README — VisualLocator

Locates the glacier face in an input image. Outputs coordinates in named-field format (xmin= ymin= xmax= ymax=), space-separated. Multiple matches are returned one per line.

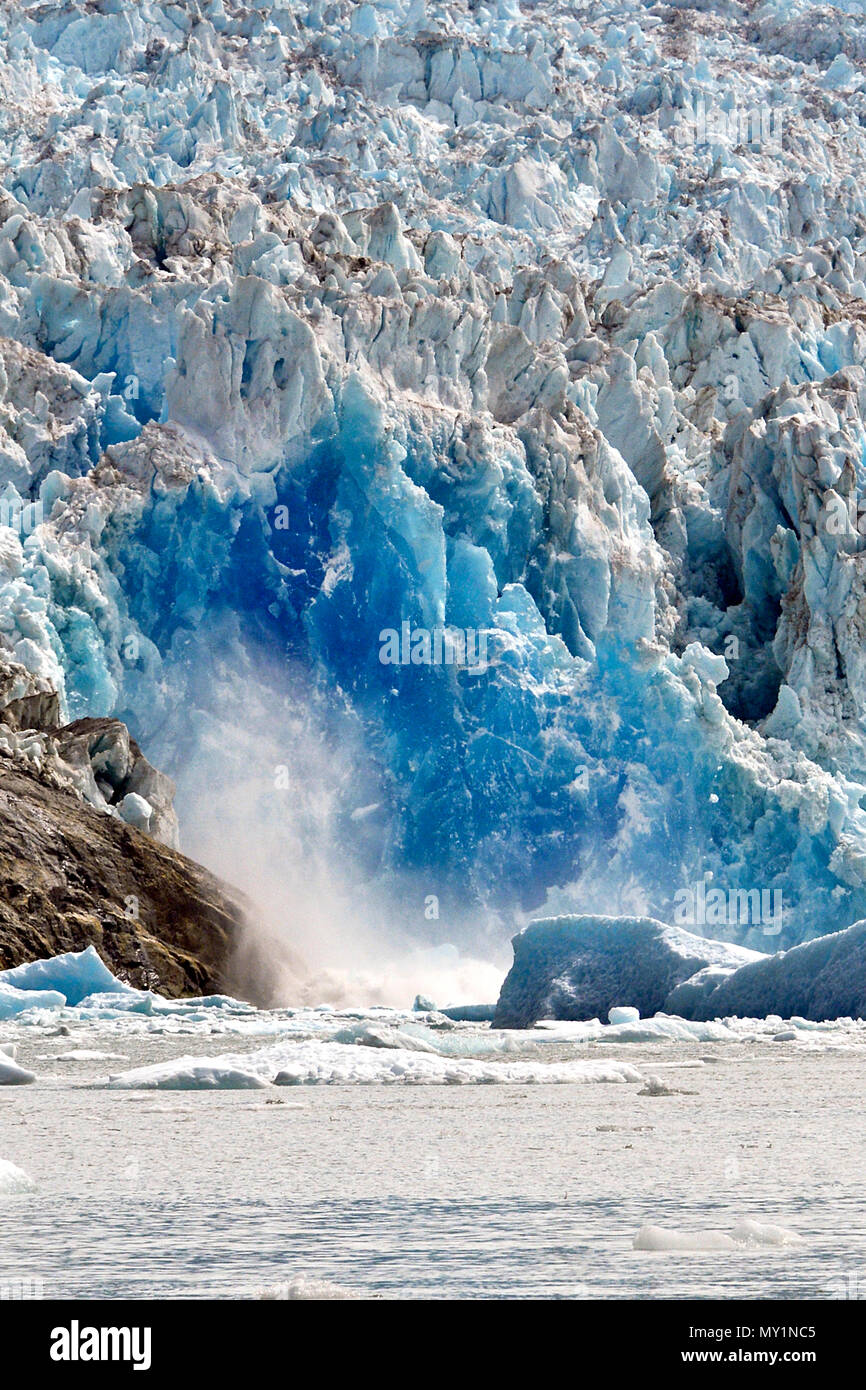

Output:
xmin=3 ymin=0 xmax=866 ymax=949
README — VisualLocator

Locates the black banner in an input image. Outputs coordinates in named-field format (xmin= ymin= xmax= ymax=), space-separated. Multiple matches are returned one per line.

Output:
xmin=0 ymin=1298 xmax=857 ymax=1376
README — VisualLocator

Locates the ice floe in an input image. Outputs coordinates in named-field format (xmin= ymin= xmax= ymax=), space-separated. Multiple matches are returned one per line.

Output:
xmin=634 ymin=1219 xmax=802 ymax=1252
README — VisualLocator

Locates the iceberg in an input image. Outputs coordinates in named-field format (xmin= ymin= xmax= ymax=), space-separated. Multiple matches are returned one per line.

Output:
xmin=103 ymin=1039 xmax=645 ymax=1089
xmin=104 ymin=1058 xmax=272 ymax=1091
xmin=0 ymin=1052 xmax=36 ymax=1085
xmin=671 ymin=919 xmax=866 ymax=1022
xmin=492 ymin=915 xmax=763 ymax=1027
xmin=0 ymin=945 xmax=137 ymax=1008
xmin=633 ymin=1220 xmax=801 ymax=1253
xmin=0 ymin=980 xmax=66 ymax=1019
xmin=0 ymin=1158 xmax=36 ymax=1191
xmin=257 ymin=1275 xmax=364 ymax=1301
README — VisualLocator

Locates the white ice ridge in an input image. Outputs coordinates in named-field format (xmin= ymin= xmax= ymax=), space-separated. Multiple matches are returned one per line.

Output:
xmin=102 ymin=1041 xmax=645 ymax=1089
xmin=0 ymin=1051 xmax=35 ymax=1084
xmin=0 ymin=1158 xmax=36 ymax=1192
xmin=634 ymin=1219 xmax=802 ymax=1252
xmin=3 ymin=1 xmax=866 ymax=940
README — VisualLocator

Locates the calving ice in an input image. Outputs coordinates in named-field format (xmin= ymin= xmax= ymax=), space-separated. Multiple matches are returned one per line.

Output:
xmin=673 ymin=883 xmax=784 ymax=935
xmin=50 ymin=1321 xmax=152 ymax=1372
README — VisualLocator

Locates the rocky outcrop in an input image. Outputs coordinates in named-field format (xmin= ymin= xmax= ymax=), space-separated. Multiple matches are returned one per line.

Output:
xmin=492 ymin=914 xmax=762 ymax=1028
xmin=0 ymin=646 xmax=178 ymax=846
xmin=0 ymin=644 xmax=252 ymax=997
xmin=0 ymin=753 xmax=248 ymax=997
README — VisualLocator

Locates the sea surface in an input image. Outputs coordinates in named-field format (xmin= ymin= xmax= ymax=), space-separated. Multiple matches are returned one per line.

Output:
xmin=1 ymin=1016 xmax=864 ymax=1300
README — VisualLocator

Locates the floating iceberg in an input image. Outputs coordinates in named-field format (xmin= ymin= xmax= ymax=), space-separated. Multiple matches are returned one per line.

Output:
xmin=0 ymin=946 xmax=136 ymax=1008
xmin=0 ymin=1158 xmax=36 ymax=1192
xmin=493 ymin=915 xmax=762 ymax=1027
xmin=634 ymin=1220 xmax=801 ymax=1253
xmin=104 ymin=1039 xmax=645 ymax=1089
xmin=672 ymin=919 xmax=866 ymax=1022
xmin=0 ymin=979 xmax=66 ymax=1020
xmin=257 ymin=1275 xmax=364 ymax=1301
xmin=105 ymin=1058 xmax=272 ymax=1091
xmin=0 ymin=1052 xmax=36 ymax=1085
xmin=608 ymin=1006 xmax=640 ymax=1026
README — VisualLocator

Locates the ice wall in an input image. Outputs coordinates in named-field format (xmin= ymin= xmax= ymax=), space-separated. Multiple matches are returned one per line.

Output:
xmin=1 ymin=1 xmax=866 ymax=950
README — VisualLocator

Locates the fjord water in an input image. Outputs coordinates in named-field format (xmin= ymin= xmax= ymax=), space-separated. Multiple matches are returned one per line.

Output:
xmin=1 ymin=1025 xmax=863 ymax=1300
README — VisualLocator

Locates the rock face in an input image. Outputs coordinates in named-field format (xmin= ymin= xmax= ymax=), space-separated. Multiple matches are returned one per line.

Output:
xmin=492 ymin=914 xmax=762 ymax=1028
xmin=0 ymin=646 xmax=179 ymax=847
xmin=0 ymin=644 xmax=250 ymax=998
xmin=53 ymin=717 xmax=179 ymax=847
xmin=670 ymin=921 xmax=866 ymax=1022
xmin=0 ymin=754 xmax=249 ymax=998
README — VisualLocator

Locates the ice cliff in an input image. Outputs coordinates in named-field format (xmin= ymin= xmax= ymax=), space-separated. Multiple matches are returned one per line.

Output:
xmin=3 ymin=0 xmax=866 ymax=954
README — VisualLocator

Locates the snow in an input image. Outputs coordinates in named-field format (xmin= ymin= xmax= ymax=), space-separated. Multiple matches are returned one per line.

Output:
xmin=608 ymin=1007 xmax=640 ymax=1025
xmin=2 ymin=0 xmax=866 ymax=951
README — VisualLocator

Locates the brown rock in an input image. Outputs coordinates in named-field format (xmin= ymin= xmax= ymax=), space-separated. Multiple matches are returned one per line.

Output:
xmin=0 ymin=752 xmax=250 ymax=998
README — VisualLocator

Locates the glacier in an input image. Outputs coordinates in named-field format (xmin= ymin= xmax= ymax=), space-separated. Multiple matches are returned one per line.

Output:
xmin=3 ymin=0 xmax=866 ymax=971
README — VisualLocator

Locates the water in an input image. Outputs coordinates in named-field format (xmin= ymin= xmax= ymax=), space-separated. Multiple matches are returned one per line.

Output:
xmin=1 ymin=1027 xmax=864 ymax=1298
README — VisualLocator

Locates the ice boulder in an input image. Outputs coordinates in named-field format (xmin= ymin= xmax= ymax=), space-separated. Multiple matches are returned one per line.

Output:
xmin=0 ymin=1158 xmax=36 ymax=1190
xmin=493 ymin=915 xmax=763 ymax=1028
xmin=0 ymin=980 xmax=66 ymax=1019
xmin=0 ymin=1054 xmax=36 ymax=1085
xmin=670 ymin=920 xmax=866 ymax=1022
xmin=608 ymin=1006 xmax=640 ymax=1025
xmin=117 ymin=792 xmax=153 ymax=832
xmin=0 ymin=946 xmax=136 ymax=1008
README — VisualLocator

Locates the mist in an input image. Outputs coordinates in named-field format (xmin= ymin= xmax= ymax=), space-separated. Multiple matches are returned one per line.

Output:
xmin=144 ymin=627 xmax=508 ymax=1010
